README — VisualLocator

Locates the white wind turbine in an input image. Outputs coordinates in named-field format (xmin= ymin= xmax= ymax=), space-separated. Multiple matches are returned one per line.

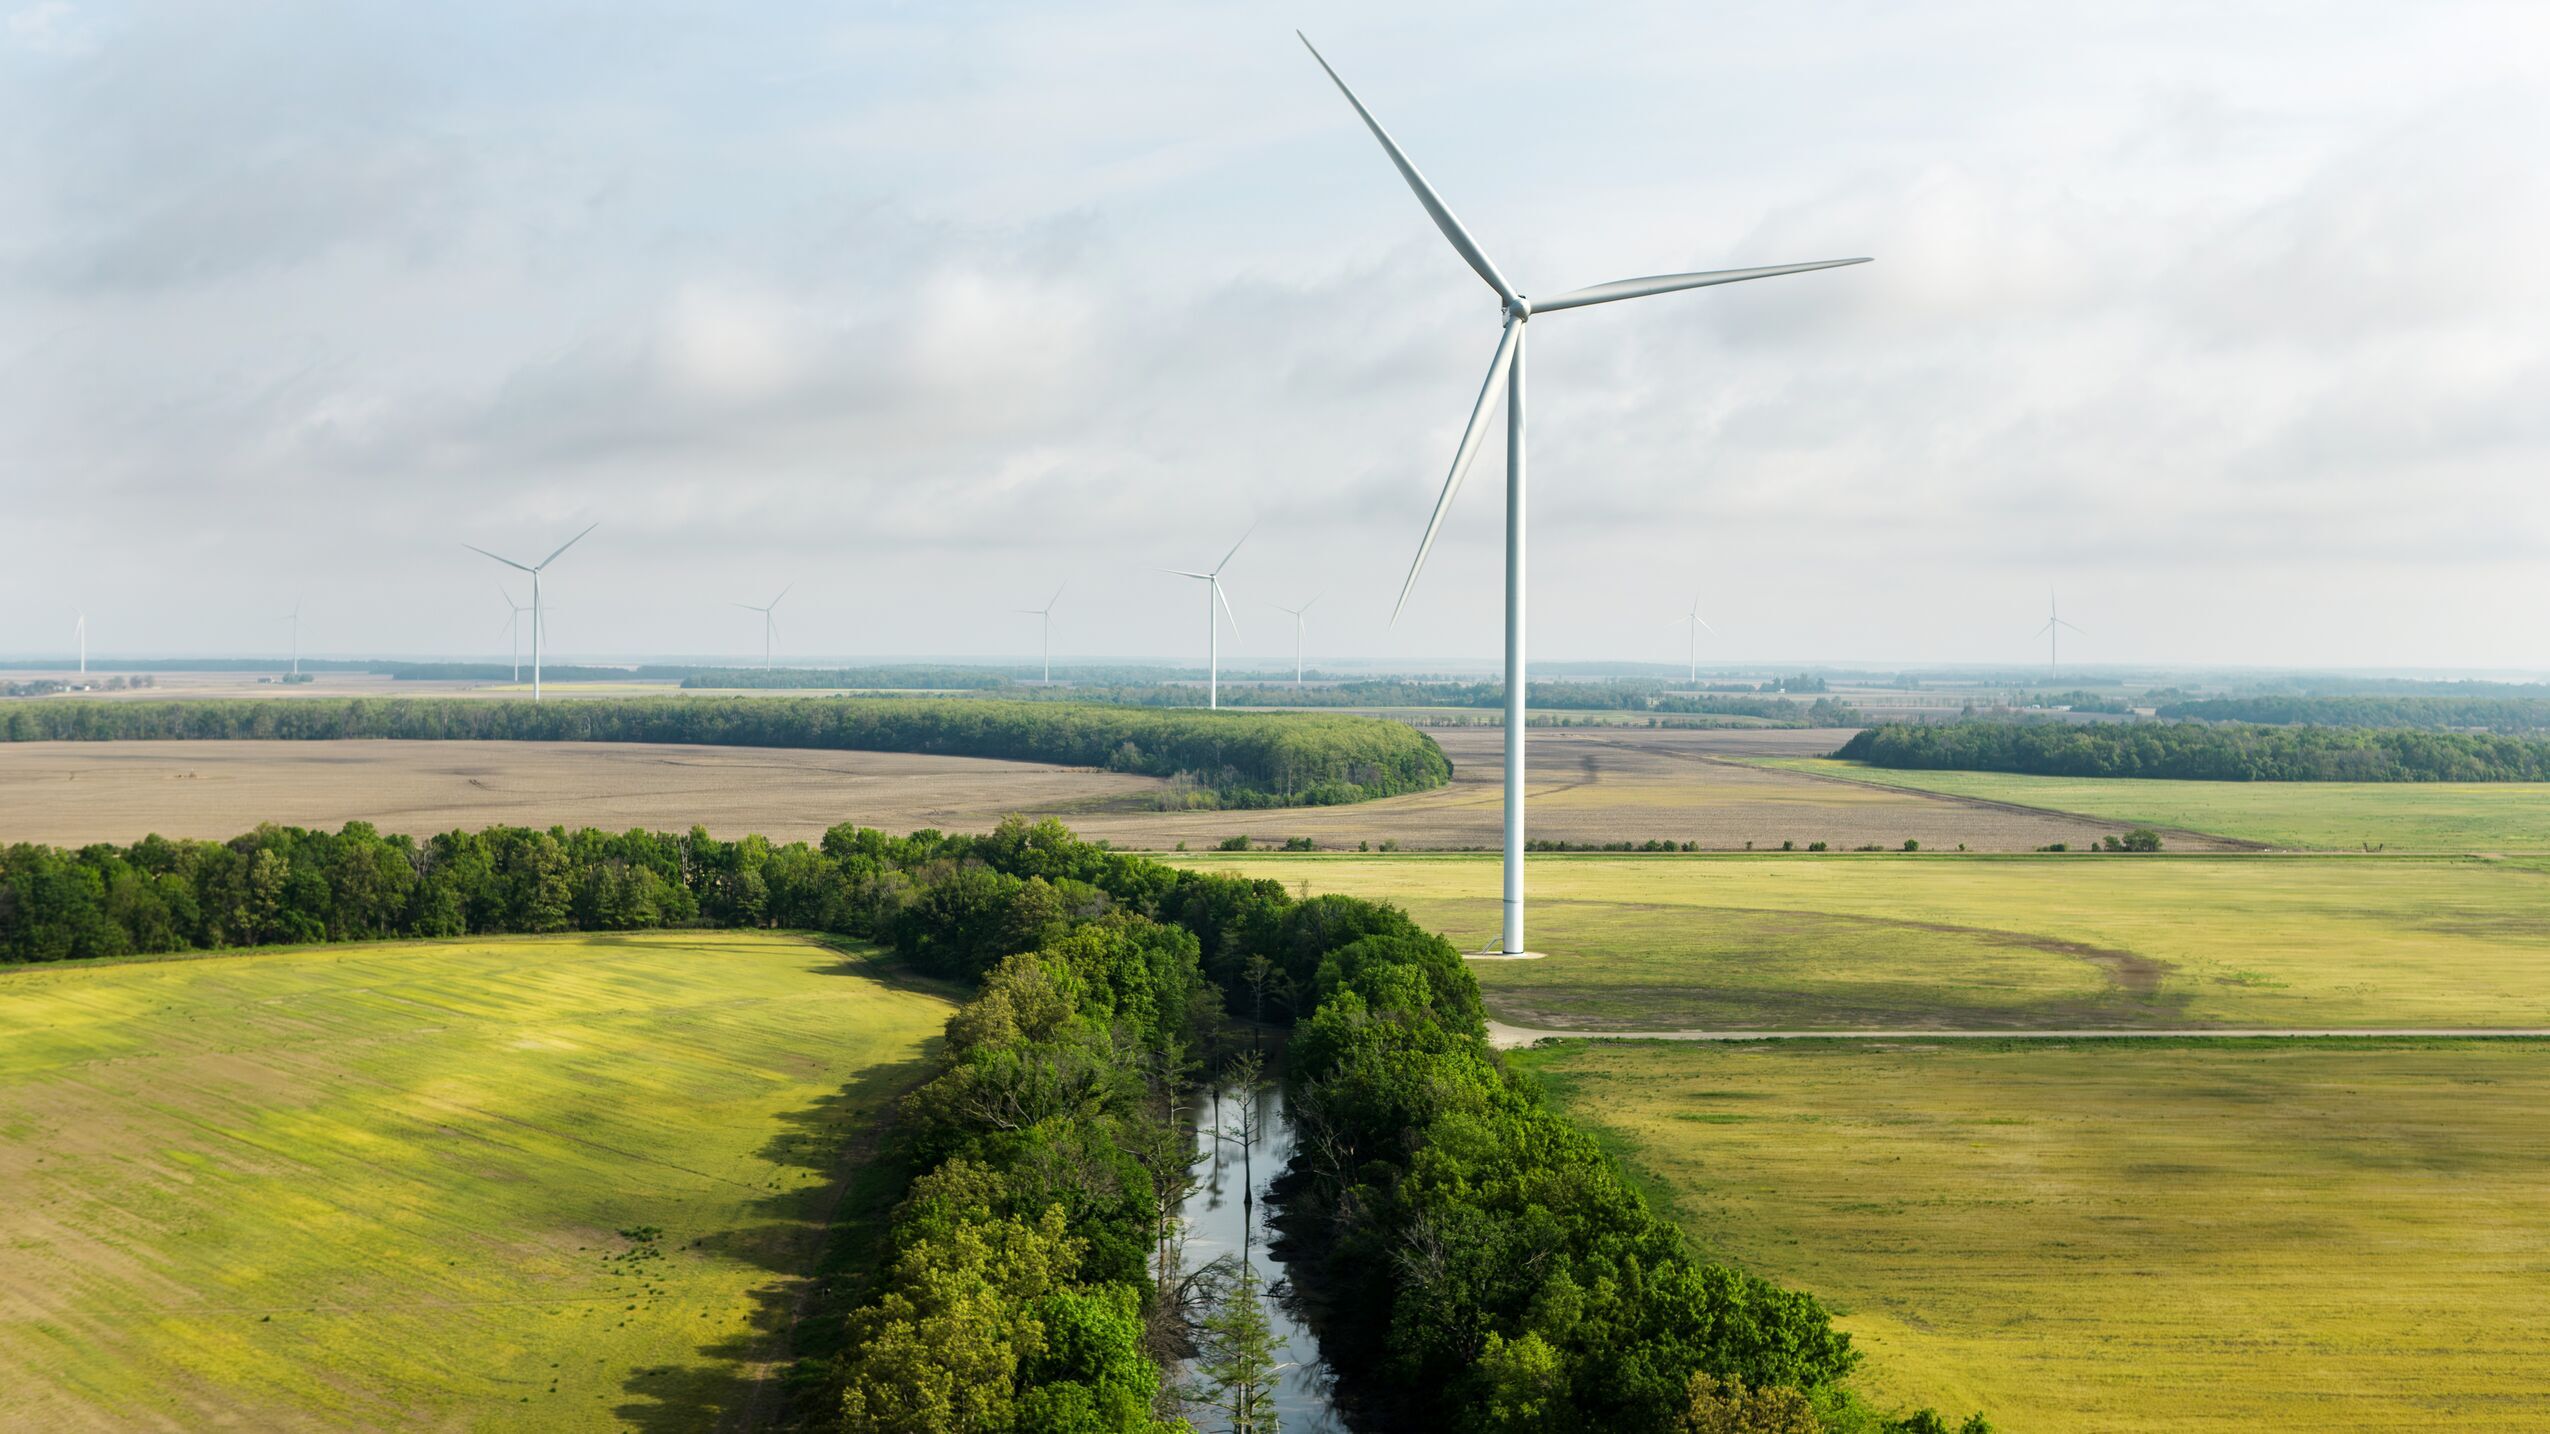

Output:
xmin=1303 ymin=33 xmax=1868 ymax=955
xmin=1269 ymin=594 xmax=1321 ymax=687
xmin=1672 ymin=596 xmax=1717 ymax=686
xmin=1012 ymin=583 xmax=1066 ymax=684
xmin=1161 ymin=524 xmax=1252 ymax=709
xmin=73 ymin=610 xmax=86 ymax=678
xmin=464 ymin=522 xmax=596 ymax=702
xmin=731 ymin=583 xmax=792 ymax=667
xmin=498 ymin=587 xmax=533 ymax=682
xmin=2035 ymin=592 xmax=2083 ymax=677
xmin=282 ymin=598 xmax=302 ymax=677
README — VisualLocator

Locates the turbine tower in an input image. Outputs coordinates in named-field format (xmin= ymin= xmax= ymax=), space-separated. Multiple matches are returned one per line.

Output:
xmin=282 ymin=599 xmax=302 ymax=678
xmin=1162 ymin=524 xmax=1252 ymax=709
xmin=464 ymin=523 xmax=596 ymax=702
xmin=731 ymin=583 xmax=792 ymax=667
xmin=1269 ymin=595 xmax=1320 ymax=687
xmin=499 ymin=587 xmax=531 ymax=683
xmin=2035 ymin=592 xmax=2083 ymax=677
xmin=73 ymin=611 xmax=86 ymax=678
xmin=1673 ymin=597 xmax=1717 ymax=686
xmin=1011 ymin=583 xmax=1066 ymax=684
xmin=1304 ymin=33 xmax=1867 ymax=955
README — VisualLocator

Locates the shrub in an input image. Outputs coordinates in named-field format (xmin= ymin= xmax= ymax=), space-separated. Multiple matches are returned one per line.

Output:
xmin=1218 ymin=835 xmax=1253 ymax=852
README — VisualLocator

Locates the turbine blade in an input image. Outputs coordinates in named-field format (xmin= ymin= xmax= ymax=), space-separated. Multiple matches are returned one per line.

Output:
xmin=1215 ymin=579 xmax=1240 ymax=638
xmin=770 ymin=583 xmax=793 ymax=608
xmin=1214 ymin=520 xmax=1257 ymax=576
xmin=537 ymin=521 xmax=598 ymax=570
xmin=464 ymin=543 xmax=534 ymax=573
xmin=1161 ymin=568 xmax=1212 ymax=581
xmin=1531 ymin=257 xmax=1871 ymax=314
xmin=1046 ymin=581 xmax=1066 ymax=611
xmin=1696 ymin=615 xmax=1717 ymax=634
xmin=1297 ymin=33 xmax=1518 ymax=307
xmin=1392 ymin=316 xmax=1520 ymax=623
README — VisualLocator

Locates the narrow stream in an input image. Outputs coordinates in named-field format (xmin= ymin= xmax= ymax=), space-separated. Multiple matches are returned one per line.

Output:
xmin=1181 ymin=1079 xmax=1347 ymax=1432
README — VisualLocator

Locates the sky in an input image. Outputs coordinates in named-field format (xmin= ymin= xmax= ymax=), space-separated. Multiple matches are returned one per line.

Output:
xmin=2 ymin=0 xmax=2546 ymax=673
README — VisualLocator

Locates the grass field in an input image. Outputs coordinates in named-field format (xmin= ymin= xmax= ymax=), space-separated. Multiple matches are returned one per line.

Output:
xmin=1766 ymin=757 xmax=2550 ymax=852
xmin=1182 ymin=852 xmax=2550 ymax=1030
xmin=1516 ymin=1038 xmax=2550 ymax=1432
xmin=0 ymin=930 xmax=952 ymax=1431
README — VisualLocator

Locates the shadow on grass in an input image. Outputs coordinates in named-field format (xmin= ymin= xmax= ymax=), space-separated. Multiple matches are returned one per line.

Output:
xmin=614 ymin=948 xmax=945 ymax=1433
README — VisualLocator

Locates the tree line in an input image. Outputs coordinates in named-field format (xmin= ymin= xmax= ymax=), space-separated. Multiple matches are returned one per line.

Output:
xmin=2156 ymin=694 xmax=2550 ymax=735
xmin=1837 ymin=719 xmax=2550 ymax=781
xmin=0 ymin=697 xmax=1451 ymax=809
xmin=0 ymin=815 xmax=1986 ymax=1431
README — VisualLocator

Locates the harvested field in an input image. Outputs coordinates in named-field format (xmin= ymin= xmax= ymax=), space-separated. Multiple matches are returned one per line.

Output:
xmin=0 ymin=739 xmax=1165 ymax=846
xmin=0 ymin=727 xmax=2232 ymax=853
xmin=1519 ymin=1038 xmax=2550 ymax=1432
xmin=0 ymin=930 xmax=953 ymax=1431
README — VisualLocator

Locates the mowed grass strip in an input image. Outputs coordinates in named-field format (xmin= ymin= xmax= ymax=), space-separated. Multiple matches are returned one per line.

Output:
xmin=1179 ymin=853 xmax=2550 ymax=1030
xmin=0 ymin=931 xmax=951 ymax=1432
xmin=1764 ymin=757 xmax=2550 ymax=852
xmin=1515 ymin=1039 xmax=2550 ymax=1433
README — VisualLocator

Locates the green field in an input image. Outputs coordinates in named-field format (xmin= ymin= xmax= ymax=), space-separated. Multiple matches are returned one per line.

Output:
xmin=1516 ymin=1038 xmax=2550 ymax=1432
xmin=0 ymin=931 xmax=952 ymax=1431
xmin=1766 ymin=757 xmax=2550 ymax=851
xmin=1181 ymin=852 xmax=2550 ymax=1030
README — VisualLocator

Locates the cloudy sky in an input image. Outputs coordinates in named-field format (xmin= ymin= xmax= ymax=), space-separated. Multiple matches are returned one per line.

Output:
xmin=3 ymin=1 xmax=2546 ymax=672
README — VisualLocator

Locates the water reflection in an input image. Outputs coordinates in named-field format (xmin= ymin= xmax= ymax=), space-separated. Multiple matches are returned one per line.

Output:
xmin=1181 ymin=1079 xmax=1346 ymax=1433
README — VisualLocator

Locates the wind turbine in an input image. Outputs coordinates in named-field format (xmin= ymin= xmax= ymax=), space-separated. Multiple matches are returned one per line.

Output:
xmin=1672 ymin=597 xmax=1717 ymax=686
xmin=1303 ymin=33 xmax=1868 ymax=955
xmin=498 ymin=587 xmax=532 ymax=682
xmin=1161 ymin=524 xmax=1252 ymax=708
xmin=1011 ymin=583 xmax=1066 ymax=684
xmin=1269 ymin=594 xmax=1320 ymax=687
xmin=73 ymin=611 xmax=86 ymax=678
xmin=731 ymin=583 xmax=792 ymax=667
xmin=464 ymin=522 xmax=595 ymax=702
xmin=282 ymin=599 xmax=302 ymax=677
xmin=2035 ymin=592 xmax=2083 ymax=677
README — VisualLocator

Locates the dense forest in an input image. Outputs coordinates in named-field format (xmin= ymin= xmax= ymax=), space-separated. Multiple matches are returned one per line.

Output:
xmin=0 ymin=817 xmax=1987 ymax=1432
xmin=0 ymin=698 xmax=1450 ymax=808
xmin=1837 ymin=719 xmax=2550 ymax=781
xmin=2156 ymin=694 xmax=2550 ymax=734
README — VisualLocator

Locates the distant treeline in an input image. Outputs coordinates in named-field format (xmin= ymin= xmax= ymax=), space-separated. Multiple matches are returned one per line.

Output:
xmin=1838 ymin=720 xmax=2550 ymax=782
xmin=2157 ymin=694 xmax=2550 ymax=735
xmin=0 ymin=816 xmax=1984 ymax=1432
xmin=692 ymin=673 xmax=1863 ymax=725
xmin=0 ymin=698 xmax=1450 ymax=808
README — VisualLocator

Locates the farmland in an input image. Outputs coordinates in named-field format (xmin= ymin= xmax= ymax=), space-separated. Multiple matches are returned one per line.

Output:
xmin=1770 ymin=757 xmax=2550 ymax=851
xmin=0 ymin=726 xmax=2252 ymax=854
xmin=1516 ymin=1038 xmax=2550 ymax=1432
xmin=1181 ymin=851 xmax=2550 ymax=1031
xmin=0 ymin=930 xmax=952 ymax=1431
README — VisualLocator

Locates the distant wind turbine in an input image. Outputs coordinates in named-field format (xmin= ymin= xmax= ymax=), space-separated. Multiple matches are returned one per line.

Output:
xmin=1161 ymin=523 xmax=1252 ymax=709
xmin=1011 ymin=583 xmax=1066 ymax=684
xmin=2035 ymin=592 xmax=2083 ymax=676
xmin=464 ymin=523 xmax=596 ymax=702
xmin=282 ymin=598 xmax=302 ymax=677
xmin=498 ymin=587 xmax=532 ymax=682
xmin=1269 ymin=594 xmax=1321 ymax=687
xmin=1671 ymin=597 xmax=1717 ymax=686
xmin=73 ymin=610 xmax=86 ymax=678
xmin=1303 ymin=32 xmax=1868 ymax=955
xmin=730 ymin=583 xmax=792 ymax=667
